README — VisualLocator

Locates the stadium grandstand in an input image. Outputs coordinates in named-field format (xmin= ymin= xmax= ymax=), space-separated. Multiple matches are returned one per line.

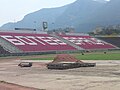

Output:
xmin=0 ymin=30 xmax=118 ymax=55
xmin=57 ymin=34 xmax=116 ymax=50
xmin=97 ymin=36 xmax=120 ymax=48
xmin=0 ymin=45 xmax=9 ymax=54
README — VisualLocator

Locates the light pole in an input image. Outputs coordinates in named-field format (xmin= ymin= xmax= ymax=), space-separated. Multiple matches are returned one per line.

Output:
xmin=33 ymin=21 xmax=37 ymax=30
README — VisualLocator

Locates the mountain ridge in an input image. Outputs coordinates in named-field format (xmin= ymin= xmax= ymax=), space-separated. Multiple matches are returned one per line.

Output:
xmin=1 ymin=0 xmax=120 ymax=32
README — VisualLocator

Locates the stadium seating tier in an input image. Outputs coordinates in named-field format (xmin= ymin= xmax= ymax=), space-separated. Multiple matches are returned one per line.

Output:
xmin=0 ymin=32 xmax=117 ymax=53
xmin=0 ymin=32 xmax=76 ymax=52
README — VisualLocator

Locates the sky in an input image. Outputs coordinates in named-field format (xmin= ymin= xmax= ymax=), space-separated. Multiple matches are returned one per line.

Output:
xmin=0 ymin=0 xmax=76 ymax=26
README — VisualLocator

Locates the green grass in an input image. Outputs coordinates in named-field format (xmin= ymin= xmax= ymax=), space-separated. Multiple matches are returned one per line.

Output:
xmin=25 ymin=52 xmax=120 ymax=60
xmin=1 ymin=51 xmax=120 ymax=61
xmin=76 ymin=53 xmax=120 ymax=60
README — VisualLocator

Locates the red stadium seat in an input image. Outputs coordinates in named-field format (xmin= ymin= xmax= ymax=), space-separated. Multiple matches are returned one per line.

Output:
xmin=0 ymin=32 xmax=76 ymax=52
xmin=0 ymin=32 xmax=116 ymax=53
xmin=59 ymin=35 xmax=116 ymax=49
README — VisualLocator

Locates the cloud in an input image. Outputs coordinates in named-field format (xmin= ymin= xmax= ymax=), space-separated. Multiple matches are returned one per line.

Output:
xmin=93 ymin=0 xmax=110 ymax=3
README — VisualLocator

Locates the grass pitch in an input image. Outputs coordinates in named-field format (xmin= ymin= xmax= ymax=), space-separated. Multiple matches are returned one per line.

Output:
xmin=24 ymin=51 xmax=120 ymax=60
xmin=0 ymin=51 xmax=120 ymax=60
xmin=76 ymin=53 xmax=120 ymax=60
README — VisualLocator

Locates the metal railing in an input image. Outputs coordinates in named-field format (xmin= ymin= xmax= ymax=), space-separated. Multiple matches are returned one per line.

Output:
xmin=0 ymin=38 xmax=23 ymax=53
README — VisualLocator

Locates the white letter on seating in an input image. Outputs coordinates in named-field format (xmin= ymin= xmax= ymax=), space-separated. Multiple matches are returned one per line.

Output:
xmin=15 ymin=36 xmax=37 ymax=45
xmin=0 ymin=35 xmax=25 ymax=45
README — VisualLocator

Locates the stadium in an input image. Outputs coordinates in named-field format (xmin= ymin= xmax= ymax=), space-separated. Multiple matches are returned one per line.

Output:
xmin=0 ymin=29 xmax=119 ymax=55
xmin=0 ymin=28 xmax=120 ymax=90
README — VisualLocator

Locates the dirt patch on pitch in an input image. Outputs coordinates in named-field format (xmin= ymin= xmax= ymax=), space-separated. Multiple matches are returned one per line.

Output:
xmin=0 ymin=58 xmax=120 ymax=90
